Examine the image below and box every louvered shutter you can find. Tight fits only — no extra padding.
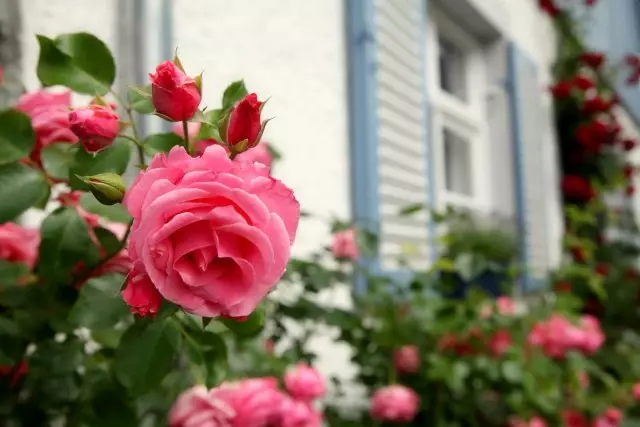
[508,44,551,291]
[348,0,433,280]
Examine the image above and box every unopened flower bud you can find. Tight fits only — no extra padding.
[79,172,126,205]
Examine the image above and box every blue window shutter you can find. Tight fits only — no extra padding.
[507,43,550,292]
[347,0,433,287]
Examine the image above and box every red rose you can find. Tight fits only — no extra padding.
[555,281,572,293]
[623,138,637,152]
[576,121,608,153]
[489,330,512,356]
[562,410,588,427]
[582,96,612,116]
[595,263,609,276]
[149,60,201,121]
[572,75,595,91]
[550,81,572,98]
[624,164,635,178]
[539,0,561,17]
[561,176,595,201]
[69,105,120,153]
[226,93,263,147]
[627,185,636,196]
[0,361,28,387]
[580,52,605,69]
[571,246,586,263]
[626,55,640,86]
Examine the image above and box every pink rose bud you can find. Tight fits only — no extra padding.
[496,296,515,315]
[69,105,119,153]
[278,397,323,427]
[149,60,201,121]
[633,383,640,400]
[284,363,326,402]
[225,93,263,146]
[169,385,234,427]
[121,263,163,317]
[331,228,359,261]
[122,145,299,318]
[370,385,420,423]
[393,345,420,374]
[0,223,40,270]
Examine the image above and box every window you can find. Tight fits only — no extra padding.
[426,8,489,213]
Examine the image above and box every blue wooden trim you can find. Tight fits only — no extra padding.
[506,42,532,292]
[418,0,438,262]
[346,0,382,292]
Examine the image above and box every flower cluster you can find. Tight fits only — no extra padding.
[527,314,604,359]
[170,364,325,427]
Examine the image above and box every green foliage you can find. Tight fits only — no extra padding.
[0,162,49,222]
[0,110,35,165]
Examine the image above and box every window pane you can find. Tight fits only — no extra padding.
[438,37,466,100]
[443,128,472,196]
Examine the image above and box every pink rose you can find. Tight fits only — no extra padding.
[121,263,163,316]
[278,397,323,427]
[211,378,285,427]
[331,228,359,261]
[150,60,201,121]
[496,296,515,315]
[633,383,640,400]
[393,345,420,374]
[489,330,512,357]
[284,363,326,402]
[578,315,605,354]
[69,104,120,153]
[16,89,78,166]
[226,93,263,147]
[0,222,40,270]
[236,144,272,168]
[370,385,419,423]
[122,145,299,317]
[509,416,547,427]
[169,385,234,427]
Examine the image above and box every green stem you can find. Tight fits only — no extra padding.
[182,120,191,154]
[110,89,145,166]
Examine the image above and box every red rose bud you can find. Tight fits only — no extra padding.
[539,0,561,16]
[627,185,636,196]
[626,55,640,86]
[555,281,572,293]
[595,263,609,276]
[624,164,635,178]
[79,173,126,205]
[224,93,264,148]
[550,81,572,98]
[69,105,119,153]
[561,175,595,201]
[572,75,595,91]
[571,246,586,263]
[624,138,637,152]
[149,60,201,121]
[580,52,605,69]
[582,96,612,116]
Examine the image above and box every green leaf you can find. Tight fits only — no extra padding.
[398,203,425,216]
[80,192,131,224]
[220,305,265,338]
[0,260,31,307]
[502,361,522,383]
[41,143,77,180]
[114,319,181,396]
[69,274,130,330]
[222,80,248,110]
[127,85,154,114]
[0,110,35,165]
[0,162,49,222]
[38,207,98,284]
[36,33,116,95]
[143,132,184,155]
[69,139,131,190]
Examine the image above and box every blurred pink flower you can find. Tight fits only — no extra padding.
[284,363,326,402]
[169,385,234,427]
[633,383,640,400]
[331,228,359,261]
[393,345,420,374]
[370,385,419,423]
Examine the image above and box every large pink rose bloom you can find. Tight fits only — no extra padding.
[169,385,234,427]
[211,377,285,427]
[0,222,40,270]
[16,89,78,165]
[122,145,299,317]
[370,385,420,423]
[278,397,323,427]
[284,363,326,402]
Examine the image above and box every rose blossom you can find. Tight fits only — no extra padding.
[578,315,605,354]
[489,330,512,356]
[121,145,299,317]
[169,385,234,427]
[284,363,326,402]
[562,410,588,427]
[393,345,420,374]
[370,385,419,423]
[331,228,359,261]
[496,296,515,315]
[69,104,120,153]
[16,89,78,165]
[150,60,201,121]
[237,144,273,168]
[278,397,323,427]
[0,361,28,387]
[0,222,40,270]
[211,378,285,427]
[509,416,547,427]
[580,52,605,69]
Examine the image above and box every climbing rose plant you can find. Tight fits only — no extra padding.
[0,31,302,426]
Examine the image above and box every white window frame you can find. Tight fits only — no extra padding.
[426,8,491,213]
